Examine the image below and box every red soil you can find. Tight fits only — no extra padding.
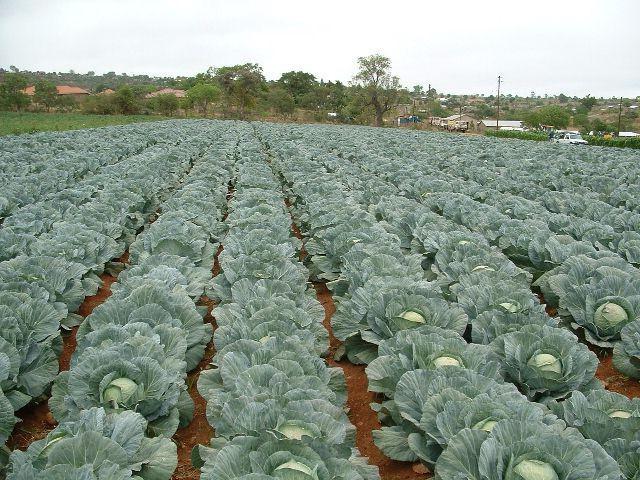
[314,283,430,480]
[7,267,120,451]
[172,244,223,479]
[596,353,640,399]
[172,296,216,480]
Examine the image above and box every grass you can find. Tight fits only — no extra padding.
[0,112,170,136]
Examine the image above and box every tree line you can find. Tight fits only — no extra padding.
[0,56,412,126]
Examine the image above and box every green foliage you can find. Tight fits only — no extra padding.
[113,86,140,114]
[0,73,30,111]
[0,112,164,136]
[278,71,317,104]
[213,63,266,117]
[536,105,571,128]
[186,83,220,116]
[33,80,57,111]
[353,54,402,126]
[267,87,295,117]
[485,130,548,141]
[586,135,640,149]
[152,93,179,116]
[581,95,598,111]
[81,94,117,115]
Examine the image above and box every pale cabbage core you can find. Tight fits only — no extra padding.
[399,310,425,324]
[274,460,314,477]
[472,418,497,432]
[594,302,628,329]
[433,356,461,368]
[513,459,559,480]
[103,377,137,406]
[609,410,632,419]
[527,353,562,375]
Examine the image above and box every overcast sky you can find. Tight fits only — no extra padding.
[1,0,638,98]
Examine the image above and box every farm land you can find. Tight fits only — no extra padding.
[1,119,639,479]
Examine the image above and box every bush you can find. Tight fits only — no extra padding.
[586,135,640,149]
[485,130,548,141]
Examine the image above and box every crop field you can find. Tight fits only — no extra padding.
[1,119,639,479]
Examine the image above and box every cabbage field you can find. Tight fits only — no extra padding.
[0,119,639,479]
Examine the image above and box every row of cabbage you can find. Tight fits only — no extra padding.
[0,123,228,466]
[0,124,214,262]
[0,120,193,221]
[4,130,237,479]
[328,129,640,379]
[266,123,640,380]
[193,135,380,479]
[261,125,640,480]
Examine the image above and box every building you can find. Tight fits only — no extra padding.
[478,119,524,132]
[145,88,187,99]
[441,113,477,131]
[97,88,116,95]
[23,85,90,101]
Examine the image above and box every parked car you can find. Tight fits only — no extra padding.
[551,131,588,145]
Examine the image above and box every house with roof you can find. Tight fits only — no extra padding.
[478,119,524,132]
[145,88,186,99]
[23,85,91,101]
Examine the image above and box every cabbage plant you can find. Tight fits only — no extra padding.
[332,281,467,364]
[471,309,558,344]
[434,420,621,480]
[366,325,502,397]
[491,324,601,402]
[7,407,177,479]
[534,253,640,347]
[613,319,640,379]
[49,333,191,437]
[549,390,640,447]
[0,292,63,412]
[195,434,380,480]
[78,284,211,371]
[372,367,524,464]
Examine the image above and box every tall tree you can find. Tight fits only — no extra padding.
[352,54,402,127]
[0,73,30,111]
[34,80,58,111]
[214,63,266,117]
[267,87,295,118]
[186,83,220,116]
[277,71,317,104]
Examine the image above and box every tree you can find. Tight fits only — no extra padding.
[153,93,179,116]
[214,63,266,117]
[537,105,570,128]
[411,85,424,96]
[278,71,317,104]
[267,87,295,118]
[186,83,220,116]
[113,85,139,114]
[34,80,58,111]
[580,95,597,111]
[0,73,30,111]
[352,54,402,127]
[557,93,569,103]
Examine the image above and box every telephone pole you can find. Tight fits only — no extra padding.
[617,97,623,136]
[496,75,502,131]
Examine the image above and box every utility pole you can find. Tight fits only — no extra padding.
[496,75,502,131]
[617,97,623,136]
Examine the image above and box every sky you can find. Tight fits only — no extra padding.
[1,0,638,98]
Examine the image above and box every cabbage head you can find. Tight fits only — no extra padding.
[7,407,176,479]
[194,434,380,480]
[491,324,601,402]
[613,319,640,379]
[434,420,621,480]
